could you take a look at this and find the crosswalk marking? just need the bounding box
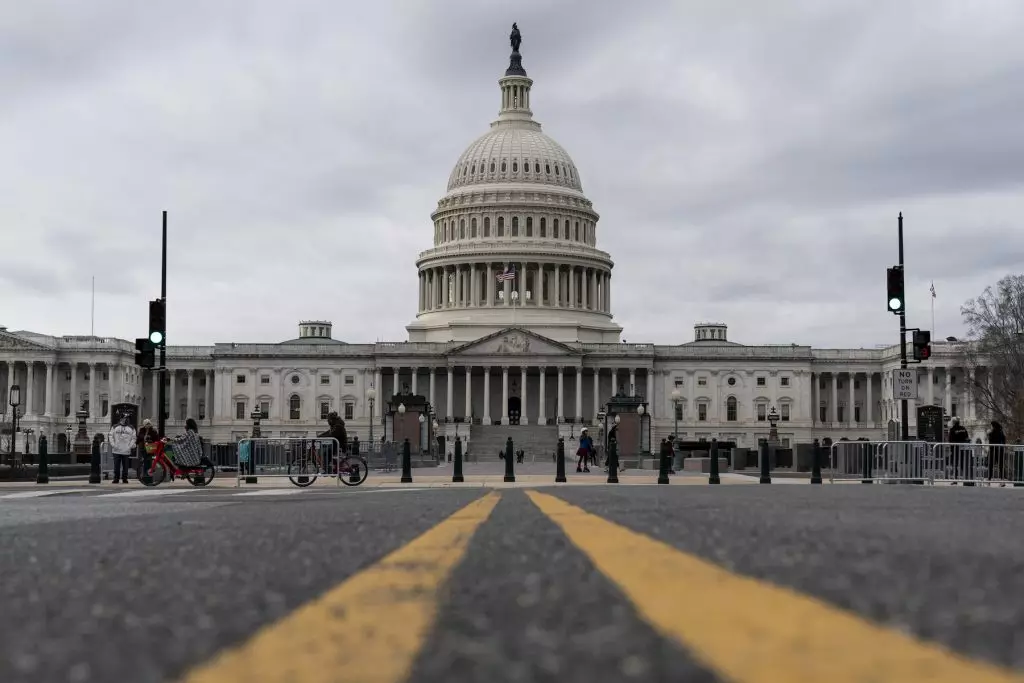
[233,489,307,497]
[96,488,200,498]
[525,491,1023,683]
[179,491,501,683]
[0,489,93,499]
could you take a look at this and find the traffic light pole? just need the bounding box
[157,210,168,439]
[898,212,909,442]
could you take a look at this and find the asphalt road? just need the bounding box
[0,484,1021,682]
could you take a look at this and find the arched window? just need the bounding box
[540,217,546,238]
[490,162,495,173]
[524,159,530,173]
[498,216,505,237]
[460,219,466,239]
[512,160,518,173]
[501,160,507,173]
[535,162,540,173]
[484,216,491,237]
[555,165,560,176]
[727,397,738,422]
[545,163,551,174]
[289,395,301,420]
[511,216,519,237]
[471,217,478,237]
[471,164,476,174]
[525,217,532,237]
[574,221,580,240]
[553,218,560,238]
[569,167,574,180]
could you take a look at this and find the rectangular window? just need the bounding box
[320,374,330,385]
[697,404,707,421]
[344,402,354,421]
[344,375,355,385]
[674,379,683,388]
[320,402,330,420]
[820,406,827,422]
[235,401,245,420]
[757,404,767,421]
[781,438,791,448]
[674,404,683,421]
[756,377,766,387]
[854,380,861,389]
[102,399,110,417]
[236,374,246,384]
[781,404,790,421]
[854,406,861,422]
[697,377,707,386]
[289,398,301,420]
[260,375,270,385]
[179,402,187,421]
[526,216,533,237]
[780,377,790,387]
[726,402,737,422]
[198,401,206,420]
[838,406,845,423]
[260,401,269,419]
[951,403,958,417]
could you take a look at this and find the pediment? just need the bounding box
[0,331,53,351]
[449,328,579,357]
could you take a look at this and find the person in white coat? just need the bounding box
[108,415,137,484]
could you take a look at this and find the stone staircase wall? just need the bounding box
[469,424,559,460]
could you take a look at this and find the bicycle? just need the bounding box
[139,439,216,487]
[287,439,368,488]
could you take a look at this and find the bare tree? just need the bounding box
[959,274,1024,441]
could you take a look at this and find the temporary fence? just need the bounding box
[235,437,342,487]
[829,440,1024,486]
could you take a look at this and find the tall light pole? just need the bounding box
[366,386,376,450]
[7,385,20,455]
[670,387,681,443]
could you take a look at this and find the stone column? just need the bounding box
[470,264,477,307]
[520,366,528,425]
[830,373,838,424]
[557,366,565,421]
[575,367,583,421]
[168,370,177,423]
[866,373,873,426]
[44,361,54,416]
[554,265,561,307]
[537,368,546,425]
[944,370,952,414]
[205,370,213,423]
[568,266,576,308]
[592,368,600,419]
[25,362,36,417]
[646,370,654,416]
[629,369,636,396]
[501,366,509,425]
[482,367,492,425]
[967,368,976,420]
[849,372,856,427]
[487,264,494,306]
[446,366,455,419]
[374,368,382,398]
[428,368,436,411]
[464,366,472,420]
[88,362,97,420]
[186,369,195,419]
[606,272,612,313]
[392,368,399,397]
[411,367,418,396]
[927,367,935,405]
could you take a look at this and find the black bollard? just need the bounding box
[759,439,771,484]
[555,437,566,483]
[861,443,874,484]
[503,437,515,483]
[709,438,721,485]
[657,438,670,485]
[607,438,619,484]
[400,438,413,483]
[810,438,822,484]
[89,439,102,484]
[37,436,50,485]
[453,435,464,483]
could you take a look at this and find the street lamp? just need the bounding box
[418,413,426,454]
[768,405,779,445]
[8,384,20,455]
[670,387,681,444]
[366,386,377,451]
[64,424,72,453]
[24,428,34,455]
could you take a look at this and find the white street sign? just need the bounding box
[893,369,918,400]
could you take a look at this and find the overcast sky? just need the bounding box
[3,0,1024,348]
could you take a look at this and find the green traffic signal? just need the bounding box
[149,330,164,345]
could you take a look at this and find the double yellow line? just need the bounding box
[181,491,1023,683]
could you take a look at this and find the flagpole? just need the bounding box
[91,275,95,337]
[930,281,935,336]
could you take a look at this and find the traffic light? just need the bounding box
[886,266,904,313]
[148,298,166,345]
[135,338,155,368]
[912,329,931,361]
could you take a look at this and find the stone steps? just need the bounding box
[469,424,559,460]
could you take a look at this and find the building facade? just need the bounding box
[0,32,995,454]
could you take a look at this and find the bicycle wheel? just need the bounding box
[339,456,369,486]
[142,460,168,487]
[186,457,216,487]
[288,458,318,487]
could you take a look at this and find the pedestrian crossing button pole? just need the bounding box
[452,435,465,483]
[555,436,566,483]
[709,438,721,485]
[248,409,262,484]
[89,437,102,484]
[607,437,620,484]
[810,438,823,485]
[400,438,413,484]
[759,439,772,484]
[36,436,49,485]
[657,438,670,485]
[503,436,516,483]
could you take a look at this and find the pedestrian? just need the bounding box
[137,418,160,479]
[988,420,1006,479]
[107,415,136,484]
[947,417,972,481]
[576,428,592,473]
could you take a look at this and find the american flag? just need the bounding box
[930,282,936,299]
[496,264,516,282]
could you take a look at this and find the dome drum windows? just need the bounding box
[526,217,532,237]
[497,216,505,237]
[512,160,518,173]
[460,219,466,239]
[471,217,478,238]
[490,161,496,173]
[501,161,507,173]
[540,217,546,238]
[511,216,519,237]
[484,216,491,237]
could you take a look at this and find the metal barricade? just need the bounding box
[929,443,1024,486]
[828,440,932,483]
[235,437,341,487]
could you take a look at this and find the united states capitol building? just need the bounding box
[0,29,990,454]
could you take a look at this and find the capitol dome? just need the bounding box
[407,24,622,345]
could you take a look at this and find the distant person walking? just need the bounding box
[577,428,593,473]
[107,416,136,484]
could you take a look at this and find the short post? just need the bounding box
[657,438,670,485]
[351,436,360,457]
[347,436,361,483]
[452,435,464,483]
[607,438,619,484]
[400,437,413,483]
[759,439,771,484]
[709,438,721,485]
[89,438,102,484]
[810,438,823,484]
[503,436,515,483]
[555,437,566,483]
[36,436,49,485]
[861,442,874,484]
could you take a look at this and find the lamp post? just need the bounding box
[24,428,34,455]
[366,386,376,452]
[637,403,646,461]
[418,413,426,454]
[8,384,20,455]
[246,407,262,483]
[64,424,72,454]
[397,401,406,444]
[768,405,779,445]
[670,387,681,444]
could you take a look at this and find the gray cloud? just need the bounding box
[2,0,1023,348]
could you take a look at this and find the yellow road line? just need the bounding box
[180,491,501,683]
[526,491,1024,683]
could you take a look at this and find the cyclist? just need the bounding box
[162,418,204,468]
[317,411,348,468]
